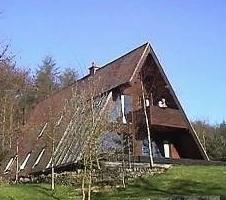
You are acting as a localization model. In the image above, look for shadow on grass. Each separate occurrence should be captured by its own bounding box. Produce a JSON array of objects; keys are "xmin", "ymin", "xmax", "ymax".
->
[
  {"xmin": 21, "ymin": 184, "xmax": 60, "ymax": 200},
  {"xmin": 94, "ymin": 176, "xmax": 225, "ymax": 199}
]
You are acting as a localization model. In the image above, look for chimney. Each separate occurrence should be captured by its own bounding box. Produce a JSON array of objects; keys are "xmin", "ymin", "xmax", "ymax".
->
[{"xmin": 89, "ymin": 62, "xmax": 99, "ymax": 75}]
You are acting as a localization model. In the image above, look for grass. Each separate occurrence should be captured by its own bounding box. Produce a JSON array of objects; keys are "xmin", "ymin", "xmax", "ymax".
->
[
  {"xmin": 94, "ymin": 165, "xmax": 226, "ymax": 199},
  {"xmin": 0, "ymin": 183, "xmax": 79, "ymax": 200},
  {"xmin": 1, "ymin": 165, "xmax": 226, "ymax": 199}
]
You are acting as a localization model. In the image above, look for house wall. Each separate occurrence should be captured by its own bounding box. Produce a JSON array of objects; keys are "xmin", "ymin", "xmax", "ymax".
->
[{"xmin": 118, "ymin": 53, "xmax": 205, "ymax": 160}]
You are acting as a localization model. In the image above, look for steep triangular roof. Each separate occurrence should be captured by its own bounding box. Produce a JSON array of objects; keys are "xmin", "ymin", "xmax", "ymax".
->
[
  {"xmin": 1, "ymin": 43, "xmax": 151, "ymax": 176},
  {"xmin": 138, "ymin": 43, "xmax": 209, "ymax": 160},
  {"xmin": 1, "ymin": 42, "xmax": 209, "ymax": 177},
  {"xmin": 25, "ymin": 43, "xmax": 150, "ymax": 126}
]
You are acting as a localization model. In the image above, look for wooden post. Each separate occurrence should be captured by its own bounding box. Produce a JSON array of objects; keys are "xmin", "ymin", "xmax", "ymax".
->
[{"xmin": 141, "ymin": 79, "xmax": 154, "ymax": 168}]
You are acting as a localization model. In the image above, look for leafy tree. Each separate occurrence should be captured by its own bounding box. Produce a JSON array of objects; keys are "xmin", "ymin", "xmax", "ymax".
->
[
  {"xmin": 206, "ymin": 134, "xmax": 226, "ymax": 159},
  {"xmin": 193, "ymin": 120, "xmax": 226, "ymax": 160}
]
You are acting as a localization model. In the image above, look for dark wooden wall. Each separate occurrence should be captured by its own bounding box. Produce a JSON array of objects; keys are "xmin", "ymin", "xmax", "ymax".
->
[{"xmin": 120, "ymin": 53, "xmax": 205, "ymax": 160}]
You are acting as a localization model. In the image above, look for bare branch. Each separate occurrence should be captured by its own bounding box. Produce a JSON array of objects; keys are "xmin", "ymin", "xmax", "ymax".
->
[{"xmin": 0, "ymin": 44, "xmax": 9, "ymax": 60}]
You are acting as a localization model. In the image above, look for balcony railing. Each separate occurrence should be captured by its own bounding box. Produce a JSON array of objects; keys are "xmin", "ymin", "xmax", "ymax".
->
[{"xmin": 150, "ymin": 106, "xmax": 187, "ymax": 129}]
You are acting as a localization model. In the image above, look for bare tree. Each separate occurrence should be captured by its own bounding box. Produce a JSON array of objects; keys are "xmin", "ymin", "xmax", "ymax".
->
[
  {"xmin": 59, "ymin": 67, "xmax": 79, "ymax": 88},
  {"xmin": 47, "ymin": 79, "xmax": 111, "ymax": 199}
]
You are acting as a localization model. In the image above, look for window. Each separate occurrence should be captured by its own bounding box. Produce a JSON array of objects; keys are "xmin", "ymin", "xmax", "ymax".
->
[
  {"xmin": 152, "ymin": 141, "xmax": 163, "ymax": 158},
  {"xmin": 32, "ymin": 148, "xmax": 45, "ymax": 168},
  {"xmin": 20, "ymin": 152, "xmax": 31, "ymax": 170},
  {"xmin": 4, "ymin": 156, "xmax": 16, "ymax": 174},
  {"xmin": 142, "ymin": 139, "xmax": 163, "ymax": 158},
  {"xmin": 92, "ymin": 93, "xmax": 109, "ymax": 111},
  {"xmin": 110, "ymin": 93, "xmax": 133, "ymax": 124},
  {"xmin": 142, "ymin": 139, "xmax": 150, "ymax": 156},
  {"xmin": 37, "ymin": 123, "xmax": 48, "ymax": 138},
  {"xmin": 121, "ymin": 95, "xmax": 133, "ymax": 124},
  {"xmin": 99, "ymin": 132, "xmax": 123, "ymax": 153},
  {"xmin": 124, "ymin": 95, "xmax": 133, "ymax": 123},
  {"xmin": 111, "ymin": 94, "xmax": 122, "ymax": 122},
  {"xmin": 56, "ymin": 115, "xmax": 63, "ymax": 126},
  {"xmin": 124, "ymin": 95, "xmax": 133, "ymax": 114},
  {"xmin": 46, "ymin": 157, "xmax": 52, "ymax": 169}
]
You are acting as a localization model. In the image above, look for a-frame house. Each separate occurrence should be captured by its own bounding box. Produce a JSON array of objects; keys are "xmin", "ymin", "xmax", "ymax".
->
[{"xmin": 2, "ymin": 42, "xmax": 208, "ymax": 178}]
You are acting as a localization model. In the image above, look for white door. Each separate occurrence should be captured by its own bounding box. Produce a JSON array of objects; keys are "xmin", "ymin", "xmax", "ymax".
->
[{"xmin": 163, "ymin": 142, "xmax": 170, "ymax": 158}]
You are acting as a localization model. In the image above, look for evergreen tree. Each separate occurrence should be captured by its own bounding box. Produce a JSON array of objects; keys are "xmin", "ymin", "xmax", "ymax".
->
[
  {"xmin": 218, "ymin": 120, "xmax": 226, "ymax": 138},
  {"xmin": 35, "ymin": 56, "xmax": 59, "ymax": 99}
]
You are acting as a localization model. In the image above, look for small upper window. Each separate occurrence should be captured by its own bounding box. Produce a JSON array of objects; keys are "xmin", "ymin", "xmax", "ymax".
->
[
  {"xmin": 20, "ymin": 152, "xmax": 31, "ymax": 170},
  {"xmin": 55, "ymin": 115, "xmax": 63, "ymax": 126},
  {"xmin": 37, "ymin": 123, "xmax": 48, "ymax": 138},
  {"xmin": 4, "ymin": 156, "xmax": 16, "ymax": 174},
  {"xmin": 32, "ymin": 148, "xmax": 45, "ymax": 168},
  {"xmin": 46, "ymin": 157, "xmax": 52, "ymax": 169}
]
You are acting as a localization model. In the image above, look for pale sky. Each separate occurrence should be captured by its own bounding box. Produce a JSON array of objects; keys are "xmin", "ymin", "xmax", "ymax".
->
[{"xmin": 0, "ymin": 0, "xmax": 226, "ymax": 123}]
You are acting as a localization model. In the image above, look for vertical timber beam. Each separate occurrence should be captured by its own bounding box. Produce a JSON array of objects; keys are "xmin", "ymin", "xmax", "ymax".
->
[{"xmin": 141, "ymin": 78, "xmax": 154, "ymax": 168}]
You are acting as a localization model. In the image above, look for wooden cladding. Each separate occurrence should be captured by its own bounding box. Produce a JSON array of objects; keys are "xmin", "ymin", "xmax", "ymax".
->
[{"xmin": 150, "ymin": 106, "xmax": 187, "ymax": 129}]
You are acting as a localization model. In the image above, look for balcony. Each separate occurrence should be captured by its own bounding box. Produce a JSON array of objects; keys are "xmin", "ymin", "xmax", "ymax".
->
[{"xmin": 150, "ymin": 106, "xmax": 187, "ymax": 129}]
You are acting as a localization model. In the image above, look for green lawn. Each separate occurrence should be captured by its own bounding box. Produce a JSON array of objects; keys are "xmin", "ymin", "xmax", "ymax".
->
[
  {"xmin": 0, "ymin": 183, "xmax": 79, "ymax": 200},
  {"xmin": 1, "ymin": 165, "xmax": 226, "ymax": 200},
  {"xmin": 94, "ymin": 165, "xmax": 226, "ymax": 199}
]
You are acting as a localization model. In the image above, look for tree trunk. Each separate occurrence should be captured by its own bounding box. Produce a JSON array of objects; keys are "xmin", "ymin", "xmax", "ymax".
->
[
  {"xmin": 122, "ymin": 133, "xmax": 126, "ymax": 188},
  {"xmin": 88, "ymin": 169, "xmax": 92, "ymax": 200},
  {"xmin": 82, "ymin": 157, "xmax": 87, "ymax": 200},
  {"xmin": 141, "ymin": 79, "xmax": 154, "ymax": 168},
  {"xmin": 15, "ymin": 136, "xmax": 19, "ymax": 183},
  {"xmin": 51, "ymin": 140, "xmax": 55, "ymax": 191},
  {"xmin": 2, "ymin": 98, "xmax": 6, "ymax": 151}
]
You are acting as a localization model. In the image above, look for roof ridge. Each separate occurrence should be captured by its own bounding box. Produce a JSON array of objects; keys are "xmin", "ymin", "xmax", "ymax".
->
[
  {"xmin": 75, "ymin": 42, "xmax": 149, "ymax": 83},
  {"xmin": 95, "ymin": 42, "xmax": 149, "ymax": 72},
  {"xmin": 29, "ymin": 42, "xmax": 150, "ymax": 108}
]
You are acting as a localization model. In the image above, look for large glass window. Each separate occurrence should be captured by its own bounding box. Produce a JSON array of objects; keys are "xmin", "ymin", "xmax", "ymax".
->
[
  {"xmin": 111, "ymin": 94, "xmax": 122, "ymax": 122},
  {"xmin": 142, "ymin": 139, "xmax": 150, "ymax": 156},
  {"xmin": 124, "ymin": 95, "xmax": 133, "ymax": 123},
  {"xmin": 99, "ymin": 132, "xmax": 123, "ymax": 153},
  {"xmin": 110, "ymin": 92, "xmax": 133, "ymax": 124},
  {"xmin": 142, "ymin": 139, "xmax": 163, "ymax": 158}
]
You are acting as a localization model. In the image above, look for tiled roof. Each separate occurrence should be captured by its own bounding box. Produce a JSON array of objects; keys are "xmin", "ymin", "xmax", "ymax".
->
[{"xmin": 2, "ymin": 42, "xmax": 149, "ymax": 176}]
